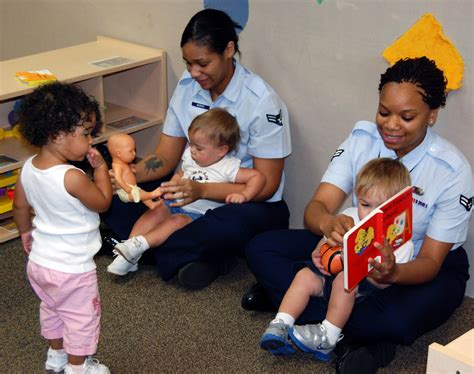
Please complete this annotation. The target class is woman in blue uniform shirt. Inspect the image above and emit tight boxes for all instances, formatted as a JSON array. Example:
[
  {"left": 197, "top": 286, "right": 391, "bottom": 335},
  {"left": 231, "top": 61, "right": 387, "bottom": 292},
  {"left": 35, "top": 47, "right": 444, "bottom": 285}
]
[
  {"left": 103, "top": 9, "right": 291, "bottom": 289},
  {"left": 244, "top": 57, "right": 472, "bottom": 372}
]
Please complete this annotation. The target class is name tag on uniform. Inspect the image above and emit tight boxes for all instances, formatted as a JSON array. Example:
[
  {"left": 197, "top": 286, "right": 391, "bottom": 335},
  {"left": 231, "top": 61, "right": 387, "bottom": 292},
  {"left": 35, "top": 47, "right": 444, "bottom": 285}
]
[{"left": 191, "top": 102, "right": 210, "bottom": 110}]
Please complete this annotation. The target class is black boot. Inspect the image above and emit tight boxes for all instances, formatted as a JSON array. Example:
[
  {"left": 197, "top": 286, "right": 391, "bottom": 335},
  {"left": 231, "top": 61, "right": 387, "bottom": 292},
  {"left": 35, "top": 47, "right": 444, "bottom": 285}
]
[
  {"left": 177, "top": 256, "right": 237, "bottom": 290},
  {"left": 241, "top": 283, "right": 276, "bottom": 312},
  {"left": 333, "top": 340, "right": 396, "bottom": 374}
]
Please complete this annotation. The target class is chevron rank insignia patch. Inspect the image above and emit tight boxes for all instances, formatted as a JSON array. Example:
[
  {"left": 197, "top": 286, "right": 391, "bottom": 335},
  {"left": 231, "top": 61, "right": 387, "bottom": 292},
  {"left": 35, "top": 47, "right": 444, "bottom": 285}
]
[
  {"left": 266, "top": 110, "right": 283, "bottom": 126},
  {"left": 331, "top": 149, "right": 344, "bottom": 161},
  {"left": 459, "top": 195, "right": 472, "bottom": 211}
]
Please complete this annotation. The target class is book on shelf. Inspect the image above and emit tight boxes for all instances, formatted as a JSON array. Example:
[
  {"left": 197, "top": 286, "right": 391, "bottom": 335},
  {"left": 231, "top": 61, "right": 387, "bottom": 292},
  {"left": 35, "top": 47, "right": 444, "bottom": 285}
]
[
  {"left": 90, "top": 56, "right": 135, "bottom": 68},
  {"left": 343, "top": 186, "right": 413, "bottom": 291},
  {"left": 15, "top": 70, "right": 57, "bottom": 87}
]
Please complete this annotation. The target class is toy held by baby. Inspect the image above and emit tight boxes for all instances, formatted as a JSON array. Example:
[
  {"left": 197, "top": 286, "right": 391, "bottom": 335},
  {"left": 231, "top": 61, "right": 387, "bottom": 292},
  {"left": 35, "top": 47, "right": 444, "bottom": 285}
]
[{"left": 319, "top": 242, "right": 343, "bottom": 275}]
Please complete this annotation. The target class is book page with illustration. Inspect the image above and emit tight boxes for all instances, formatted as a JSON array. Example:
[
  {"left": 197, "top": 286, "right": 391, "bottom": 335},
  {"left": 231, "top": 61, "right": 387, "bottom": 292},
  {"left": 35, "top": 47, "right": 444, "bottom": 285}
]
[{"left": 343, "top": 186, "right": 413, "bottom": 291}]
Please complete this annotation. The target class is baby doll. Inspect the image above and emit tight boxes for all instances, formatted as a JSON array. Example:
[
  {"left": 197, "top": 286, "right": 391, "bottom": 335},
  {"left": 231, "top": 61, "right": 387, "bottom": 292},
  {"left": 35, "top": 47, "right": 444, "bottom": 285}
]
[{"left": 107, "top": 133, "right": 162, "bottom": 209}]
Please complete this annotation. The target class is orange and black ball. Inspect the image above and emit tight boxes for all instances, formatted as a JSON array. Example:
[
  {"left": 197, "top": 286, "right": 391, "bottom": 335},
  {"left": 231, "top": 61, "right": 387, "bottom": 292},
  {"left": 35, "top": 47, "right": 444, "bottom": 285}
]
[{"left": 319, "top": 243, "right": 343, "bottom": 275}]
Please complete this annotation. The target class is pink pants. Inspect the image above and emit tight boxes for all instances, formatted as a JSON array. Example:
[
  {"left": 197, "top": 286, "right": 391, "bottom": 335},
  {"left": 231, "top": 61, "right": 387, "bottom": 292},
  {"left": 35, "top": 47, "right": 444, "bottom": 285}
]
[{"left": 27, "top": 261, "right": 101, "bottom": 356}]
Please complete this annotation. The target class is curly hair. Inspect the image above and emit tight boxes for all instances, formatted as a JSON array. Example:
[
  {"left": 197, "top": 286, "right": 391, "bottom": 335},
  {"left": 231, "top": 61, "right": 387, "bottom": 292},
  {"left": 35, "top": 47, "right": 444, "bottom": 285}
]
[
  {"left": 18, "top": 82, "right": 102, "bottom": 147},
  {"left": 379, "top": 57, "right": 447, "bottom": 109}
]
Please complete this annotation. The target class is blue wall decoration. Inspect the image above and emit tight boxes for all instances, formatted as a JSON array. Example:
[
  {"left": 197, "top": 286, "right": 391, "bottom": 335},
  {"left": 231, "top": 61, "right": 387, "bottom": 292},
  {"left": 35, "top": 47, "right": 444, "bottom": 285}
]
[{"left": 203, "top": 0, "right": 249, "bottom": 31}]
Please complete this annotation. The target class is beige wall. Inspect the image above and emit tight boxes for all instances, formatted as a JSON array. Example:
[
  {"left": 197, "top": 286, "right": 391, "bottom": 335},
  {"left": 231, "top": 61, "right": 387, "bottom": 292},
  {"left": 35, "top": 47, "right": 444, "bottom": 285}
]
[{"left": 2, "top": 0, "right": 473, "bottom": 295}]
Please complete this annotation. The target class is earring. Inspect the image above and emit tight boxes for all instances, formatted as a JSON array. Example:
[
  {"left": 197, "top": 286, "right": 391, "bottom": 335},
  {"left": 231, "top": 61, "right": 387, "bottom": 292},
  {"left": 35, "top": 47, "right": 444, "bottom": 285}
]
[{"left": 428, "top": 120, "right": 434, "bottom": 126}]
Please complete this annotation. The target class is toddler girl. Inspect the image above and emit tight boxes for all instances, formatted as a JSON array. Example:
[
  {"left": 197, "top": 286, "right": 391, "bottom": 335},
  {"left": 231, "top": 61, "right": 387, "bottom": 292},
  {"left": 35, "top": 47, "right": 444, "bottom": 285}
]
[{"left": 14, "top": 82, "right": 113, "bottom": 374}]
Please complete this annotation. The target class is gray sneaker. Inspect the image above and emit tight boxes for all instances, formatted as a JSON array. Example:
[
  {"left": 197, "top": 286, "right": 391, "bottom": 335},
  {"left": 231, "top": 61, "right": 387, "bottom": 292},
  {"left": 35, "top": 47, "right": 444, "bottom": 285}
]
[
  {"left": 114, "top": 237, "right": 146, "bottom": 264},
  {"left": 260, "top": 319, "right": 295, "bottom": 355},
  {"left": 289, "top": 323, "right": 342, "bottom": 362}
]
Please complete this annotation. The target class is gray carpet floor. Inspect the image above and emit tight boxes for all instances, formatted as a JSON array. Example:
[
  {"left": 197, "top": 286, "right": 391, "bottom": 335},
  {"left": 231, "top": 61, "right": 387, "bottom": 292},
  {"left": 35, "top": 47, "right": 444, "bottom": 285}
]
[{"left": 1, "top": 238, "right": 472, "bottom": 373}]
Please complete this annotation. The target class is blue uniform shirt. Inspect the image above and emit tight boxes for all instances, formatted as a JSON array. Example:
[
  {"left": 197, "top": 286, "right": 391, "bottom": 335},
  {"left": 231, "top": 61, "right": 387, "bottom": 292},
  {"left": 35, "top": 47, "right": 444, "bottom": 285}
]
[
  {"left": 162, "top": 60, "right": 291, "bottom": 202},
  {"left": 322, "top": 120, "right": 473, "bottom": 256}
]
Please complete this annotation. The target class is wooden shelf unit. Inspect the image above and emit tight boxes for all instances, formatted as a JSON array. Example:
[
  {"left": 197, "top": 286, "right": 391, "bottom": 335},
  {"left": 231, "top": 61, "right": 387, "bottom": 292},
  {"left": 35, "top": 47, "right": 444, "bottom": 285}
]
[
  {"left": 0, "top": 36, "right": 167, "bottom": 242},
  {"left": 427, "top": 329, "right": 474, "bottom": 373}
]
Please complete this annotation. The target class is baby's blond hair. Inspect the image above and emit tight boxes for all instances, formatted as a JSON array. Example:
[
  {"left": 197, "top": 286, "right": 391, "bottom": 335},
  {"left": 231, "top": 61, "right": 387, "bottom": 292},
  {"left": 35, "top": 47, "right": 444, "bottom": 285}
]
[{"left": 355, "top": 158, "right": 411, "bottom": 200}]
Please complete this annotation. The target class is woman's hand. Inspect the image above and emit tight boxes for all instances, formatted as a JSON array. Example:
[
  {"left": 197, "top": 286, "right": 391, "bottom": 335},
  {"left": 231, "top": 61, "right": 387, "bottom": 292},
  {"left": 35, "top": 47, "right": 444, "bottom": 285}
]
[
  {"left": 367, "top": 237, "right": 397, "bottom": 284},
  {"left": 160, "top": 178, "right": 202, "bottom": 206},
  {"left": 108, "top": 168, "right": 117, "bottom": 191},
  {"left": 320, "top": 213, "right": 354, "bottom": 247}
]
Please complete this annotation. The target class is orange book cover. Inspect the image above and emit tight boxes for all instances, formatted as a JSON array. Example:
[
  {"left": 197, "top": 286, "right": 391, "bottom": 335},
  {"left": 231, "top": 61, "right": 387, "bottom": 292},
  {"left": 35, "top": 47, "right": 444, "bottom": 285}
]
[
  {"left": 343, "top": 186, "right": 413, "bottom": 291},
  {"left": 15, "top": 70, "right": 57, "bottom": 86}
]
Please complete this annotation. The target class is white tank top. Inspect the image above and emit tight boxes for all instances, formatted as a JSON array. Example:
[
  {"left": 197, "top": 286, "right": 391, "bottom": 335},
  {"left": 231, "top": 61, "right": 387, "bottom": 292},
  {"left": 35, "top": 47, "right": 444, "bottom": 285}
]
[{"left": 21, "top": 157, "right": 101, "bottom": 273}]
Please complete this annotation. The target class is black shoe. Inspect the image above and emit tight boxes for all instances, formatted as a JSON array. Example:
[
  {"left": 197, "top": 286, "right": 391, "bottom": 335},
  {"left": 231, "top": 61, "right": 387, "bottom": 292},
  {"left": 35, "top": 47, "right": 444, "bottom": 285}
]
[
  {"left": 177, "top": 257, "right": 237, "bottom": 290},
  {"left": 241, "top": 283, "right": 276, "bottom": 312},
  {"left": 333, "top": 340, "right": 396, "bottom": 374},
  {"left": 366, "top": 341, "right": 396, "bottom": 368}
]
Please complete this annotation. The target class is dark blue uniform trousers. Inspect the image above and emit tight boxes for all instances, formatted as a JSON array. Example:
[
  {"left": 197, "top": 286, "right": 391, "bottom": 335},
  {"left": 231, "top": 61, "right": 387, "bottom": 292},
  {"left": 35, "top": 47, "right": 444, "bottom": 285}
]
[
  {"left": 245, "top": 229, "right": 470, "bottom": 345},
  {"left": 102, "top": 179, "right": 290, "bottom": 281}
]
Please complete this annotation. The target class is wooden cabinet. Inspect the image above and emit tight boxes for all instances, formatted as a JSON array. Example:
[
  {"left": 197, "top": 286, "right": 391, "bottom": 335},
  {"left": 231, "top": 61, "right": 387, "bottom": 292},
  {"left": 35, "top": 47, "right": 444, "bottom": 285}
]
[
  {"left": 427, "top": 329, "right": 474, "bottom": 373},
  {"left": 0, "top": 36, "right": 167, "bottom": 242}
]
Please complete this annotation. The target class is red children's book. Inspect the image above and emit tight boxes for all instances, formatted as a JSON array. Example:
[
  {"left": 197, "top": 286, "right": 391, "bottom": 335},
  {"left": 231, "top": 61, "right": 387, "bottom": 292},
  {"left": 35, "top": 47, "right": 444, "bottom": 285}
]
[{"left": 343, "top": 186, "right": 413, "bottom": 291}]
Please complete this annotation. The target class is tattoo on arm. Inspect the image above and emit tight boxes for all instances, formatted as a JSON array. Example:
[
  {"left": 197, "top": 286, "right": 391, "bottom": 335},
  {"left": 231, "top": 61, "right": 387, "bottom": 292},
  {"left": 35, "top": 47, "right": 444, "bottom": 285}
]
[{"left": 145, "top": 156, "right": 164, "bottom": 175}]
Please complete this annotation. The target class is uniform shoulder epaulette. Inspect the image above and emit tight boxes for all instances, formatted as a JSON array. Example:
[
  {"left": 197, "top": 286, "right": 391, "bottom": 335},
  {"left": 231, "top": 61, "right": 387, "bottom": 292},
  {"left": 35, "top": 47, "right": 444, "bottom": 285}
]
[
  {"left": 178, "top": 76, "right": 194, "bottom": 87},
  {"left": 243, "top": 70, "right": 266, "bottom": 98},
  {"left": 427, "top": 133, "right": 466, "bottom": 171},
  {"left": 352, "top": 121, "right": 378, "bottom": 137},
  {"left": 177, "top": 70, "right": 193, "bottom": 87}
]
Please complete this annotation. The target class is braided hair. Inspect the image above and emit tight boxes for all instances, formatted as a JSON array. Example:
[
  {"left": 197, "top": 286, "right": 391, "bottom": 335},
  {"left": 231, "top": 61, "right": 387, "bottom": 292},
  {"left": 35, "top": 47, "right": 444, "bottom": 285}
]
[{"left": 379, "top": 57, "right": 447, "bottom": 109}]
